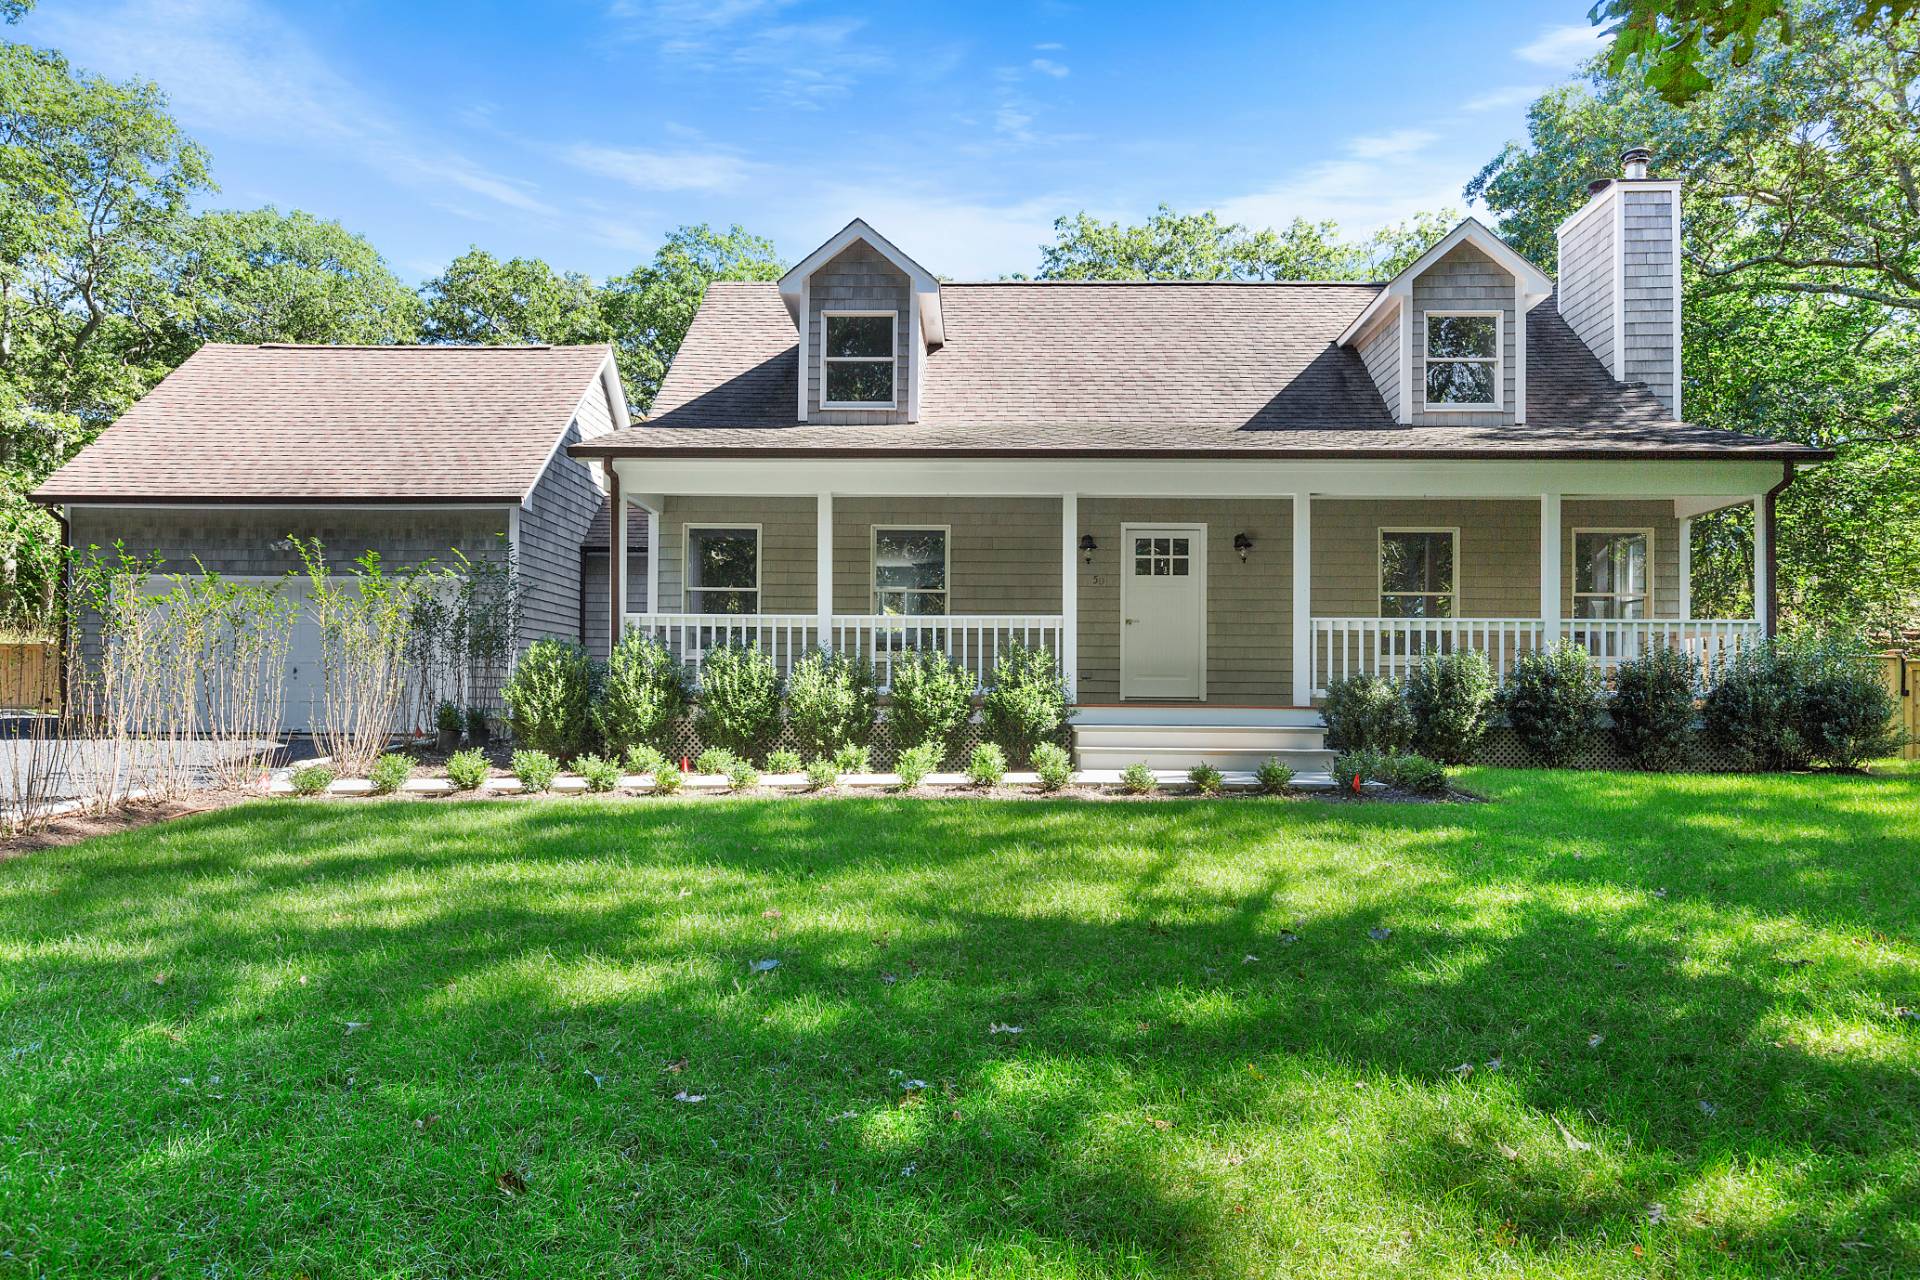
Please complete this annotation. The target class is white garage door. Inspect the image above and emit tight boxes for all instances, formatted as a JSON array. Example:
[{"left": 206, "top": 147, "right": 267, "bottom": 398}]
[{"left": 138, "top": 575, "right": 330, "bottom": 733}]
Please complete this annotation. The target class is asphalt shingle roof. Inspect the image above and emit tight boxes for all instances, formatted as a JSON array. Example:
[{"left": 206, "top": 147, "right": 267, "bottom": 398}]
[
  {"left": 575, "top": 281, "right": 1818, "bottom": 460},
  {"left": 34, "top": 342, "right": 616, "bottom": 503}
]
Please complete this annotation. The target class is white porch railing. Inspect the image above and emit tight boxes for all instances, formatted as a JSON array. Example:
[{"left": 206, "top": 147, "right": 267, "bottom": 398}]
[
  {"left": 624, "top": 612, "right": 1065, "bottom": 693},
  {"left": 1310, "top": 617, "right": 1765, "bottom": 697}
]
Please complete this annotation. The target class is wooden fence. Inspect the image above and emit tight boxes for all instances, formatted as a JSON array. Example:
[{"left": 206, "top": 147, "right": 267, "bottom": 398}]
[
  {"left": 1886, "top": 653, "right": 1919, "bottom": 761},
  {"left": 0, "top": 642, "right": 59, "bottom": 713}
]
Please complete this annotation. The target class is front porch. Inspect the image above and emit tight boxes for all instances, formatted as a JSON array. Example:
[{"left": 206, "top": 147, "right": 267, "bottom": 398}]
[{"left": 606, "top": 456, "right": 1779, "bottom": 718}]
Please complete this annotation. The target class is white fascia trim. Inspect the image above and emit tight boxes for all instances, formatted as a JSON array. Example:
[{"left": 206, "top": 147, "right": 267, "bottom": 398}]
[
  {"left": 797, "top": 279, "right": 810, "bottom": 422},
  {"left": 778, "top": 217, "right": 945, "bottom": 346},
  {"left": 1514, "top": 278, "right": 1528, "bottom": 424},
  {"left": 1611, "top": 194, "right": 1627, "bottom": 382},
  {"left": 1347, "top": 219, "right": 1553, "bottom": 339},
  {"left": 1335, "top": 284, "right": 1399, "bottom": 348},
  {"left": 1397, "top": 299, "right": 1413, "bottom": 424},
  {"left": 63, "top": 501, "right": 518, "bottom": 511},
  {"left": 523, "top": 349, "right": 629, "bottom": 508},
  {"left": 1670, "top": 187, "right": 1684, "bottom": 419}
]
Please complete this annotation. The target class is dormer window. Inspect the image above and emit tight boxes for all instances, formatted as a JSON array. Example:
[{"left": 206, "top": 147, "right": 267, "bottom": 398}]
[
  {"left": 1424, "top": 311, "right": 1500, "bottom": 409},
  {"left": 822, "top": 311, "right": 897, "bottom": 408}
]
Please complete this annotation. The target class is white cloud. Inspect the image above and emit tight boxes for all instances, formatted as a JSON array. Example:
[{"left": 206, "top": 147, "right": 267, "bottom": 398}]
[
  {"left": 565, "top": 144, "right": 751, "bottom": 193},
  {"left": 34, "top": 0, "right": 554, "bottom": 215},
  {"left": 607, "top": 2, "right": 888, "bottom": 107},
  {"left": 1029, "top": 57, "right": 1070, "bottom": 78},
  {"left": 1033, "top": 41, "right": 1065, "bottom": 51},
  {"left": 1462, "top": 84, "right": 1548, "bottom": 113},
  {"left": 1212, "top": 131, "right": 1469, "bottom": 239},
  {"left": 1516, "top": 23, "right": 1607, "bottom": 68}
]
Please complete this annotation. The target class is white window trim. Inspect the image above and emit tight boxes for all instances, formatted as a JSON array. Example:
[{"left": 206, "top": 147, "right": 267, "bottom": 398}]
[
  {"left": 683, "top": 522, "right": 762, "bottom": 614},
  {"left": 1570, "top": 526, "right": 1655, "bottom": 617},
  {"left": 1422, "top": 310, "right": 1503, "bottom": 412},
  {"left": 820, "top": 309, "right": 899, "bottom": 411},
  {"left": 870, "top": 524, "right": 951, "bottom": 616},
  {"left": 1377, "top": 526, "right": 1462, "bottom": 617}
]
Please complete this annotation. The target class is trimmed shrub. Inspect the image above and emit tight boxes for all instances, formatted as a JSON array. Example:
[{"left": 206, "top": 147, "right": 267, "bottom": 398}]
[
  {"left": 651, "top": 762, "right": 683, "bottom": 795},
  {"left": 1385, "top": 753, "right": 1448, "bottom": 796},
  {"left": 804, "top": 757, "right": 838, "bottom": 791},
  {"left": 831, "top": 743, "right": 872, "bottom": 774},
  {"left": 511, "top": 749, "right": 560, "bottom": 793},
  {"left": 981, "top": 641, "right": 1071, "bottom": 765},
  {"left": 693, "top": 644, "right": 782, "bottom": 761},
  {"left": 1501, "top": 647, "right": 1605, "bottom": 767},
  {"left": 1321, "top": 674, "right": 1413, "bottom": 754},
  {"left": 785, "top": 650, "right": 877, "bottom": 760},
  {"left": 623, "top": 742, "right": 669, "bottom": 775},
  {"left": 885, "top": 651, "right": 975, "bottom": 761},
  {"left": 1404, "top": 651, "right": 1494, "bottom": 764},
  {"left": 575, "top": 753, "right": 621, "bottom": 793},
  {"left": 1800, "top": 639, "right": 1905, "bottom": 769},
  {"left": 893, "top": 740, "right": 942, "bottom": 790},
  {"left": 1187, "top": 763, "right": 1225, "bottom": 796},
  {"left": 502, "top": 640, "right": 597, "bottom": 759},
  {"left": 1119, "top": 762, "right": 1157, "bottom": 795},
  {"left": 369, "top": 752, "right": 413, "bottom": 795},
  {"left": 1333, "top": 747, "right": 1389, "bottom": 787},
  {"left": 765, "top": 748, "right": 804, "bottom": 775},
  {"left": 966, "top": 742, "right": 1008, "bottom": 788},
  {"left": 593, "top": 631, "right": 688, "bottom": 758},
  {"left": 1253, "top": 757, "right": 1293, "bottom": 794},
  {"left": 1704, "top": 641, "right": 1812, "bottom": 771},
  {"left": 1611, "top": 645, "right": 1699, "bottom": 771},
  {"left": 465, "top": 706, "right": 490, "bottom": 742},
  {"left": 1030, "top": 741, "right": 1074, "bottom": 792},
  {"left": 445, "top": 748, "right": 489, "bottom": 791},
  {"left": 695, "top": 746, "right": 737, "bottom": 775},
  {"left": 435, "top": 700, "right": 463, "bottom": 734},
  {"left": 289, "top": 763, "right": 335, "bottom": 796},
  {"left": 725, "top": 756, "right": 760, "bottom": 793}
]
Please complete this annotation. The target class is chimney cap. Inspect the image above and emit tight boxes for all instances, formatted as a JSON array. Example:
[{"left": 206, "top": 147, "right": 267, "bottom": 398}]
[
  {"left": 1587, "top": 178, "right": 1613, "bottom": 196},
  {"left": 1620, "top": 146, "right": 1653, "bottom": 179}
]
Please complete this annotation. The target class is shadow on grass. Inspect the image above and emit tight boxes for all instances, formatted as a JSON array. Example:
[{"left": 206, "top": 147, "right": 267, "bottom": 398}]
[{"left": 1, "top": 771, "right": 1917, "bottom": 1275}]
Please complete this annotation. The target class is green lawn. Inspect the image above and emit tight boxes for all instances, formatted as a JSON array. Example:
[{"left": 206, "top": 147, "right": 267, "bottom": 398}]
[{"left": 2, "top": 771, "right": 1917, "bottom": 1278}]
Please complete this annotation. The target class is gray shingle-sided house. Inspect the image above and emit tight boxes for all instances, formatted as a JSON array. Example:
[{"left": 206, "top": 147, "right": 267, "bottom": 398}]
[
  {"left": 36, "top": 151, "right": 1829, "bottom": 765},
  {"left": 571, "top": 153, "right": 1825, "bottom": 768},
  {"left": 32, "top": 342, "right": 640, "bottom": 729}
]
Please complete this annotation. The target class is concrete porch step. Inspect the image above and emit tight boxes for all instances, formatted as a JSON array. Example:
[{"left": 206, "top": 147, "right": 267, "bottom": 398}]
[
  {"left": 1072, "top": 717, "right": 1333, "bottom": 773},
  {"left": 1075, "top": 744, "right": 1337, "bottom": 772}
]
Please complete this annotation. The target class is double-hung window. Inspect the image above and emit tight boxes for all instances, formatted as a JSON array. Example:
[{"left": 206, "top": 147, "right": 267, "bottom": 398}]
[
  {"left": 685, "top": 525, "right": 759, "bottom": 615},
  {"left": 1573, "top": 530, "right": 1649, "bottom": 618},
  {"left": 1379, "top": 529, "right": 1457, "bottom": 618},
  {"left": 872, "top": 527, "right": 947, "bottom": 616},
  {"left": 1424, "top": 311, "right": 1500, "bottom": 409},
  {"left": 822, "top": 311, "right": 897, "bottom": 408}
]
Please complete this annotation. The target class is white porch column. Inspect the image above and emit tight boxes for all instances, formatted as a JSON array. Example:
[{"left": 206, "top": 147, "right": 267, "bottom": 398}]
[
  {"left": 816, "top": 492, "right": 834, "bottom": 649},
  {"left": 1060, "top": 491, "right": 1078, "bottom": 700},
  {"left": 1292, "top": 493, "right": 1312, "bottom": 706},
  {"left": 1751, "top": 495, "right": 1769, "bottom": 631},
  {"left": 610, "top": 475, "right": 628, "bottom": 651},
  {"left": 1540, "top": 492, "right": 1563, "bottom": 643},
  {"left": 1677, "top": 517, "right": 1692, "bottom": 619}
]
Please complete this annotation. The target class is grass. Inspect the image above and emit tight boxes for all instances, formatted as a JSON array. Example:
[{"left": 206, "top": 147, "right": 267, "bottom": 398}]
[{"left": 1, "top": 768, "right": 1917, "bottom": 1278}]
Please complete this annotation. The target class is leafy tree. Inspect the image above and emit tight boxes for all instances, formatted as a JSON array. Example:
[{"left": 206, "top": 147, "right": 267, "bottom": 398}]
[
  {"left": 160, "top": 206, "right": 421, "bottom": 353},
  {"left": 1035, "top": 204, "right": 1456, "bottom": 282},
  {"left": 1591, "top": 0, "right": 1915, "bottom": 105},
  {"left": 601, "top": 224, "right": 783, "bottom": 411},
  {"left": 419, "top": 248, "right": 609, "bottom": 347},
  {"left": 1469, "top": 5, "right": 1920, "bottom": 634}
]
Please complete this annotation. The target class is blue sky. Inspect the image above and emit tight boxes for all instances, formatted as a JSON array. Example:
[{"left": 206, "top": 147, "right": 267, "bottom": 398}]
[{"left": 23, "top": 0, "right": 1609, "bottom": 282}]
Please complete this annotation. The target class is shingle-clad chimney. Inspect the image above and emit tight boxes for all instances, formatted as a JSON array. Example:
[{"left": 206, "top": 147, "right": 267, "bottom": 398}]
[{"left": 1555, "top": 147, "right": 1684, "bottom": 416}]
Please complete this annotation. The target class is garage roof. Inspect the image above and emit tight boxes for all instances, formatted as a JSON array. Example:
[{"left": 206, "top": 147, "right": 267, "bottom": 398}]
[{"left": 34, "top": 343, "right": 626, "bottom": 504}]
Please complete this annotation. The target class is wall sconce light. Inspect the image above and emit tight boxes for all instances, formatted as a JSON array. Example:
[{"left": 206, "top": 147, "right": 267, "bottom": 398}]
[
  {"left": 1078, "top": 534, "right": 1098, "bottom": 564},
  {"left": 1233, "top": 532, "right": 1255, "bottom": 562}
]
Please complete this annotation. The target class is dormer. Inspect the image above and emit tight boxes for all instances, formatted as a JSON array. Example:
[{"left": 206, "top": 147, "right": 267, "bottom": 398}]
[
  {"left": 778, "top": 219, "right": 944, "bottom": 424},
  {"left": 1337, "top": 218, "right": 1554, "bottom": 427}
]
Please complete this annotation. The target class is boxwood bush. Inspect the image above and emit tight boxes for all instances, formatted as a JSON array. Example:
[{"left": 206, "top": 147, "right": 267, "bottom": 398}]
[
  {"left": 1404, "top": 651, "right": 1494, "bottom": 764},
  {"left": 981, "top": 641, "right": 1071, "bottom": 765},
  {"left": 785, "top": 650, "right": 877, "bottom": 760},
  {"left": 502, "top": 640, "right": 597, "bottom": 759},
  {"left": 1610, "top": 645, "right": 1699, "bottom": 771},
  {"left": 445, "top": 748, "right": 489, "bottom": 792},
  {"left": 1799, "top": 640, "right": 1905, "bottom": 769},
  {"left": 966, "top": 742, "right": 1008, "bottom": 788},
  {"left": 892, "top": 740, "right": 942, "bottom": 790},
  {"left": 1704, "top": 641, "right": 1812, "bottom": 771},
  {"left": 369, "top": 752, "right": 414, "bottom": 795},
  {"left": 1321, "top": 674, "right": 1412, "bottom": 754},
  {"left": 593, "top": 631, "right": 688, "bottom": 759},
  {"left": 510, "top": 749, "right": 560, "bottom": 793},
  {"left": 1501, "top": 646, "right": 1605, "bottom": 767},
  {"left": 885, "top": 650, "right": 974, "bottom": 761},
  {"left": 1029, "top": 741, "right": 1074, "bottom": 791},
  {"left": 693, "top": 644, "right": 782, "bottom": 762}
]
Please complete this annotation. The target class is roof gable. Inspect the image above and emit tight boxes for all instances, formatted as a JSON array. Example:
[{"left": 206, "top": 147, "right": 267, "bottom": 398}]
[
  {"left": 1336, "top": 218, "right": 1553, "bottom": 347},
  {"left": 778, "top": 218, "right": 945, "bottom": 346}
]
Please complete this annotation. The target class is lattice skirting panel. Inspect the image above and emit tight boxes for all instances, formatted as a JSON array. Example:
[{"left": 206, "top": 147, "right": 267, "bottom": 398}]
[{"left": 1472, "top": 725, "right": 1750, "bottom": 772}]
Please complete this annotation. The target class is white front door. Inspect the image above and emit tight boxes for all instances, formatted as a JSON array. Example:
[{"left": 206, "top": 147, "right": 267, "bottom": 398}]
[{"left": 1120, "top": 524, "right": 1206, "bottom": 699}]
